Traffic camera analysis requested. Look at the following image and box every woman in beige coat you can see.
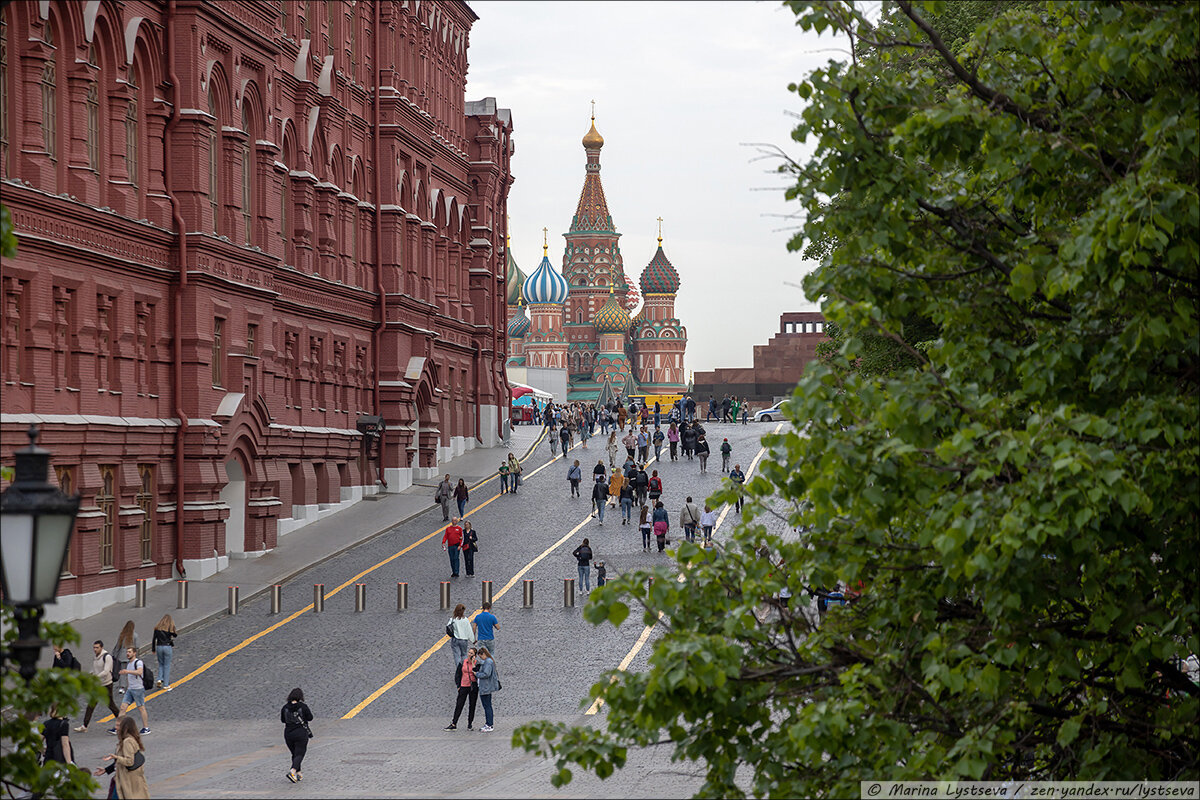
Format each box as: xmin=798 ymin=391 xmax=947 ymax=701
xmin=94 ymin=716 xmax=149 ymax=799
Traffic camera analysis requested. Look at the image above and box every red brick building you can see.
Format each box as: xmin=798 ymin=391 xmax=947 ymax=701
xmin=692 ymin=312 xmax=828 ymax=405
xmin=0 ymin=1 xmax=514 ymax=619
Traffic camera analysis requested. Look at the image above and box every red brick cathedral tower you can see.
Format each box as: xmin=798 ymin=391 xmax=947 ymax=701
xmin=632 ymin=223 xmax=687 ymax=389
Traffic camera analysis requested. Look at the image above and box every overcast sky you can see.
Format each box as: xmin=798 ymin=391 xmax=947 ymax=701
xmin=465 ymin=0 xmax=845 ymax=375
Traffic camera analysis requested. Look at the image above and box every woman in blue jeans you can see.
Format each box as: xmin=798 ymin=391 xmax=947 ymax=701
xmin=572 ymin=538 xmax=593 ymax=593
xmin=473 ymin=646 xmax=501 ymax=732
xmin=152 ymin=614 xmax=177 ymax=690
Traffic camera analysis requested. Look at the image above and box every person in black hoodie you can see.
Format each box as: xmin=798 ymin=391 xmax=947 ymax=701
xmin=281 ymin=688 xmax=314 ymax=783
xmin=695 ymin=435 xmax=711 ymax=474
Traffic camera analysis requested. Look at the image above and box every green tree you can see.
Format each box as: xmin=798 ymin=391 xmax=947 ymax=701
xmin=514 ymin=2 xmax=1199 ymax=795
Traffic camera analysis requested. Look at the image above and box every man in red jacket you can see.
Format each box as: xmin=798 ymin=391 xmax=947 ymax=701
xmin=442 ymin=518 xmax=464 ymax=578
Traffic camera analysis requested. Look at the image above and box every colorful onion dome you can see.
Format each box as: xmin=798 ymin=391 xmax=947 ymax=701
xmin=593 ymin=288 xmax=631 ymax=334
xmin=506 ymin=248 xmax=526 ymax=306
xmin=507 ymin=305 xmax=530 ymax=338
xmin=582 ymin=118 xmax=604 ymax=150
xmin=640 ymin=241 xmax=680 ymax=295
xmin=523 ymin=254 xmax=569 ymax=305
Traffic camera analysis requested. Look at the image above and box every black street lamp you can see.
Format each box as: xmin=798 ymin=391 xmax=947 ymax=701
xmin=1 ymin=425 xmax=80 ymax=682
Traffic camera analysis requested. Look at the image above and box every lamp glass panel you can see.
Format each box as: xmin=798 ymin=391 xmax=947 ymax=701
xmin=33 ymin=514 xmax=74 ymax=603
xmin=1 ymin=515 xmax=35 ymax=603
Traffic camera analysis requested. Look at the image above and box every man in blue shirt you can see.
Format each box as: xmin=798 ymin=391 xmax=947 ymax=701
xmin=475 ymin=602 xmax=499 ymax=654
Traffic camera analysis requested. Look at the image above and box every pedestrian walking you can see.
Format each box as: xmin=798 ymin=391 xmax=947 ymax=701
xmin=435 ymin=474 xmax=452 ymax=521
xmin=638 ymin=505 xmax=652 ymax=551
xmin=573 ymin=538 xmax=594 ymax=592
xmin=567 ymin=459 xmax=582 ymax=497
xmin=475 ymin=601 xmax=499 ymax=654
xmin=152 ymin=614 xmax=177 ymax=691
xmin=77 ymin=641 xmax=122 ymax=733
xmin=652 ymin=501 xmax=670 ymax=552
xmin=447 ymin=603 xmax=475 ymax=666
xmin=742 ymin=404 xmax=751 ymax=425
xmin=608 ymin=468 xmax=625 ymax=511
xmin=606 ymin=431 xmax=619 ymax=469
xmin=591 ymin=479 xmax=608 ymax=524
xmin=559 ymin=424 xmax=571 ymax=458
xmin=593 ymin=459 xmax=607 ymax=485
xmin=114 ymin=620 xmax=137 ymax=695
xmin=696 ymin=434 xmax=711 ymax=473
xmin=633 ymin=464 xmax=649 ymax=507
xmin=112 ymin=645 xmax=150 ymax=735
xmin=507 ymin=454 xmax=523 ymax=494
xmin=442 ymin=517 xmax=464 ymax=577
xmin=473 ymin=646 xmax=500 ymax=732
xmin=622 ymin=429 xmax=637 ymax=460
xmin=445 ymin=646 xmax=479 ymax=731
xmin=636 ymin=427 xmax=649 ymax=463
xmin=499 ymin=460 xmax=510 ymax=494
xmin=680 ymin=496 xmax=702 ymax=543
xmin=647 ymin=470 xmax=663 ymax=506
xmin=681 ymin=422 xmax=696 ymax=460
xmin=594 ymin=560 xmax=607 ymax=586
xmin=580 ymin=417 xmax=590 ymax=449
xmin=280 ymin=688 xmax=313 ymax=783
xmin=619 ymin=480 xmax=635 ymax=525
xmin=42 ymin=704 xmax=74 ymax=767
xmin=462 ymin=521 xmax=478 ymax=577
xmin=701 ymin=504 xmax=718 ymax=545
xmin=720 ymin=438 xmax=732 ymax=473
xmin=729 ymin=464 xmax=746 ymax=512
xmin=93 ymin=716 xmax=149 ymax=799
xmin=454 ymin=479 xmax=470 ymax=517
xmin=668 ymin=422 xmax=680 ymax=461
xmin=652 ymin=426 xmax=665 ymax=461
xmin=685 ymin=395 xmax=696 ymax=423
xmin=52 ymin=643 xmax=80 ymax=671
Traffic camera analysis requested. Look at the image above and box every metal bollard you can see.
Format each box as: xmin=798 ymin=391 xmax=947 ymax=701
xmin=563 ymin=578 xmax=576 ymax=608
xmin=354 ymin=583 xmax=366 ymax=612
xmin=176 ymin=580 xmax=189 ymax=609
xmin=522 ymin=579 xmax=534 ymax=608
xmin=313 ymin=584 xmax=325 ymax=613
xmin=270 ymin=584 xmax=282 ymax=615
xmin=227 ymin=586 xmax=240 ymax=616
xmin=397 ymin=582 xmax=408 ymax=612
xmin=134 ymin=578 xmax=147 ymax=608
xmin=481 ymin=580 xmax=493 ymax=606
xmin=439 ymin=581 xmax=451 ymax=610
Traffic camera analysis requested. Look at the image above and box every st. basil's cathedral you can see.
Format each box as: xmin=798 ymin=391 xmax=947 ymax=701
xmin=505 ymin=116 xmax=688 ymax=403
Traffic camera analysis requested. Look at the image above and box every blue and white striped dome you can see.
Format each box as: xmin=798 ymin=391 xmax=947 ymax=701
xmin=522 ymin=255 xmax=569 ymax=305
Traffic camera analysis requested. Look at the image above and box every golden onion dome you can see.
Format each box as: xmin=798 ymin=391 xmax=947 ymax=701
xmin=582 ymin=119 xmax=604 ymax=150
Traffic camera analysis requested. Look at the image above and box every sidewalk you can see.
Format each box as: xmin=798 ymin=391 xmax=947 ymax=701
xmin=60 ymin=424 xmax=546 ymax=657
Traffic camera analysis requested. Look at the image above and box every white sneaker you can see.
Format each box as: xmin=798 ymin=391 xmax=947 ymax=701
xmin=480 ymin=724 xmax=493 ymax=732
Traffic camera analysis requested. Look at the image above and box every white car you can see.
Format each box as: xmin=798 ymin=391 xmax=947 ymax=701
xmin=754 ymin=403 xmax=784 ymax=422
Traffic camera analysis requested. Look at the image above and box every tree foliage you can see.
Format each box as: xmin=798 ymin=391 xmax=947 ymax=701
xmin=1 ymin=605 xmax=103 ymax=799
xmin=515 ymin=2 xmax=1199 ymax=795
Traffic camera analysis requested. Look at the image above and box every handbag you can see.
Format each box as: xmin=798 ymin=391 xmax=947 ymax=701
xmin=131 ymin=751 xmax=145 ymax=770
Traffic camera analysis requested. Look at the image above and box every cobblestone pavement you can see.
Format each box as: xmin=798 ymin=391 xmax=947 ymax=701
xmin=66 ymin=419 xmax=785 ymax=798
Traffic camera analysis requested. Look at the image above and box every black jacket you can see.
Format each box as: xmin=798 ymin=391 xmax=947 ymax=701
xmin=281 ymin=700 xmax=313 ymax=736
xmin=573 ymin=545 xmax=593 ymax=566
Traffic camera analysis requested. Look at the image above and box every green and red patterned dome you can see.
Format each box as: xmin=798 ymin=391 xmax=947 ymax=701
xmin=639 ymin=242 xmax=680 ymax=295
xmin=507 ymin=304 xmax=530 ymax=338
xmin=593 ymin=288 xmax=631 ymax=334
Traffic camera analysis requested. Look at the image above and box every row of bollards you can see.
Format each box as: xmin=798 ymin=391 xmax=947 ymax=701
xmin=216 ymin=579 xmax=582 ymax=615
xmin=167 ymin=576 xmax=606 ymax=616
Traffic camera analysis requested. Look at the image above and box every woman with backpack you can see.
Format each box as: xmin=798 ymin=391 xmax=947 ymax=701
xmin=153 ymin=614 xmax=177 ymax=691
xmin=93 ymin=716 xmax=149 ymax=799
xmin=461 ymin=521 xmax=478 ymax=578
xmin=280 ymin=688 xmax=314 ymax=783
xmin=652 ymin=501 xmax=671 ymax=552
xmin=567 ymin=459 xmax=582 ymax=497
xmin=41 ymin=704 xmax=73 ymax=767
xmin=572 ymin=538 xmax=594 ymax=593
xmin=647 ymin=470 xmax=663 ymax=506
xmin=447 ymin=603 xmax=475 ymax=668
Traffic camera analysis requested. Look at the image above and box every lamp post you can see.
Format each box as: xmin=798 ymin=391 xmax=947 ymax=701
xmin=0 ymin=425 xmax=80 ymax=682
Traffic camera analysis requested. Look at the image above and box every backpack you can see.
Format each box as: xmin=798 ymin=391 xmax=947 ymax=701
xmin=136 ymin=659 xmax=154 ymax=691
xmin=284 ymin=703 xmax=305 ymax=727
xmin=61 ymin=648 xmax=82 ymax=671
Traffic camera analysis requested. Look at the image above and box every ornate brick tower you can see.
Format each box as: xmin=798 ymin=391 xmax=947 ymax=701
xmin=632 ymin=226 xmax=687 ymax=390
xmin=592 ymin=287 xmax=636 ymax=400
xmin=562 ymin=112 xmax=636 ymax=397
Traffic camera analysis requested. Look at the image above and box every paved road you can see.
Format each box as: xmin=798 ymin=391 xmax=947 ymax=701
xmin=67 ymin=419 xmax=783 ymax=798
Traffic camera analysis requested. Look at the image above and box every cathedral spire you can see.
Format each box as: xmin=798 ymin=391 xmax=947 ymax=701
xmin=572 ymin=109 xmax=615 ymax=233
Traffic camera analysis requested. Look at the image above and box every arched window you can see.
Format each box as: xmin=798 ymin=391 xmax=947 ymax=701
xmin=1 ymin=13 xmax=9 ymax=174
xmin=281 ymin=133 xmax=292 ymax=264
xmin=348 ymin=2 xmax=357 ymax=81
xmin=125 ymin=68 xmax=139 ymax=190
xmin=303 ymin=0 xmax=311 ymax=39
xmin=41 ymin=26 xmax=57 ymax=169
xmin=241 ymin=104 xmax=253 ymax=245
xmin=208 ymin=87 xmax=220 ymax=233
xmin=85 ymin=45 xmax=99 ymax=172
xmin=327 ymin=0 xmax=336 ymax=56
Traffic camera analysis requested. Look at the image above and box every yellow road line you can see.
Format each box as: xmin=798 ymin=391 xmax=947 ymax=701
xmin=343 ymin=511 xmax=595 ymax=718
xmin=585 ymin=426 xmax=781 ymax=716
xmin=100 ymin=435 xmax=549 ymax=723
